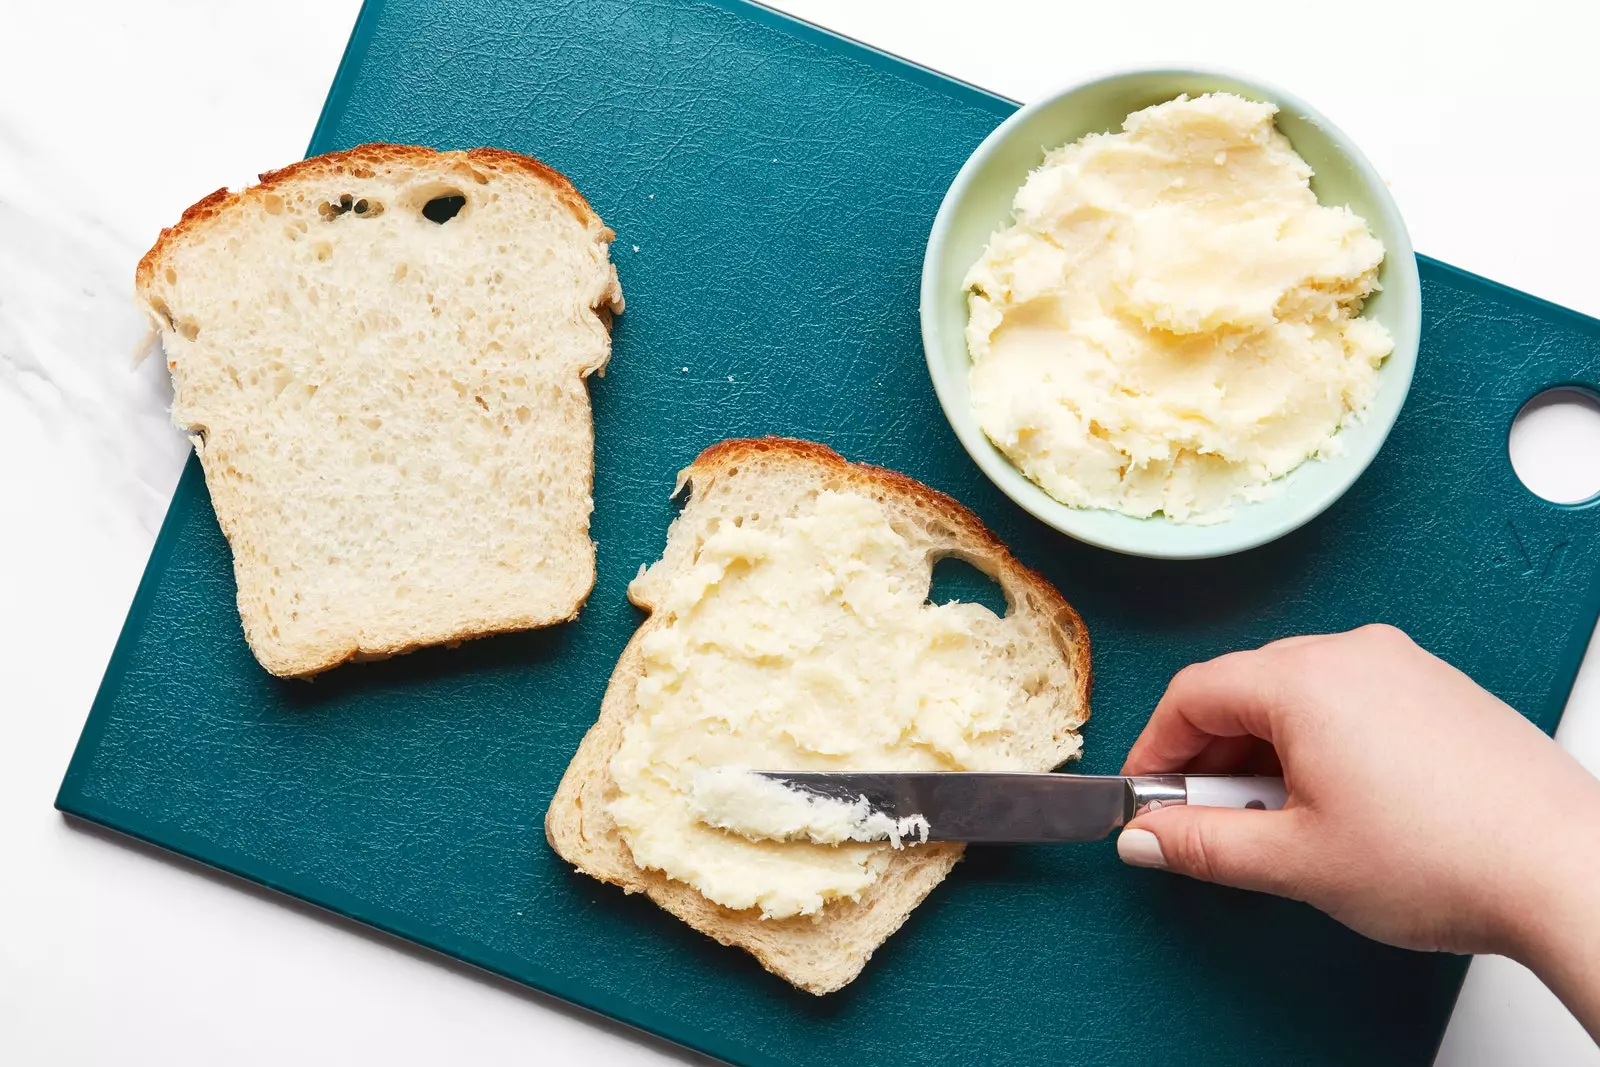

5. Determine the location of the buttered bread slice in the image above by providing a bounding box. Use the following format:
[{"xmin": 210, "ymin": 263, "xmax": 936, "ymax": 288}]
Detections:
[
  {"xmin": 137, "ymin": 144, "xmax": 623, "ymax": 677},
  {"xmin": 546, "ymin": 438, "xmax": 1090, "ymax": 994}
]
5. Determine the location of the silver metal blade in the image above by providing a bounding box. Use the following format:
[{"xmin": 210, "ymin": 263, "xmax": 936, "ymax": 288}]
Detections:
[{"xmin": 755, "ymin": 772, "xmax": 1135, "ymax": 843}]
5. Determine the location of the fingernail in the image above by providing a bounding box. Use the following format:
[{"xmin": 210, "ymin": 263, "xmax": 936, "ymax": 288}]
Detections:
[{"xmin": 1117, "ymin": 828, "xmax": 1168, "ymax": 869}]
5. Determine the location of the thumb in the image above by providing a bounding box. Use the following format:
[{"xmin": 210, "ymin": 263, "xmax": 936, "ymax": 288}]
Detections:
[{"xmin": 1118, "ymin": 805, "xmax": 1303, "ymax": 897}]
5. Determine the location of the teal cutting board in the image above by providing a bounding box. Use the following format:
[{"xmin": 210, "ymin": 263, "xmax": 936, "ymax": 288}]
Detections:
[{"xmin": 57, "ymin": 0, "xmax": 1600, "ymax": 1063}]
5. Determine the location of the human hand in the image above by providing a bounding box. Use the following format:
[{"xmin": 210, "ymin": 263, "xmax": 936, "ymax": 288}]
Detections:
[{"xmin": 1118, "ymin": 625, "xmax": 1600, "ymax": 1033}]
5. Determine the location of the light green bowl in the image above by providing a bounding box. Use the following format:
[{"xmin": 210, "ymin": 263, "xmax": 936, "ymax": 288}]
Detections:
[{"xmin": 921, "ymin": 68, "xmax": 1421, "ymax": 559}]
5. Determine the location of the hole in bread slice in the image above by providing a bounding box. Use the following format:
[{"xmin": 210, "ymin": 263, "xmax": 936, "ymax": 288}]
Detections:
[
  {"xmin": 422, "ymin": 192, "xmax": 467, "ymax": 224},
  {"xmin": 926, "ymin": 553, "xmax": 1009, "ymax": 617},
  {"xmin": 317, "ymin": 193, "xmax": 386, "ymax": 221}
]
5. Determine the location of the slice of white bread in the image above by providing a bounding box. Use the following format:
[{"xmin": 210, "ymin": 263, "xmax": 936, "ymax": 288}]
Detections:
[
  {"xmin": 136, "ymin": 144, "xmax": 624, "ymax": 677},
  {"xmin": 546, "ymin": 438, "xmax": 1091, "ymax": 994}
]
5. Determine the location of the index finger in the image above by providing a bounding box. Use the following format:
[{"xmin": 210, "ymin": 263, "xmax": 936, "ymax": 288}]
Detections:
[{"xmin": 1119, "ymin": 647, "xmax": 1299, "ymax": 776}]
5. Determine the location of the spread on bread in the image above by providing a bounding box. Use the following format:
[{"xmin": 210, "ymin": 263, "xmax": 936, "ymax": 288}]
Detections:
[
  {"xmin": 606, "ymin": 488, "xmax": 1053, "ymax": 919},
  {"xmin": 689, "ymin": 767, "xmax": 930, "ymax": 848},
  {"xmin": 547, "ymin": 439, "xmax": 1089, "ymax": 993},
  {"xmin": 965, "ymin": 93, "xmax": 1392, "ymax": 523}
]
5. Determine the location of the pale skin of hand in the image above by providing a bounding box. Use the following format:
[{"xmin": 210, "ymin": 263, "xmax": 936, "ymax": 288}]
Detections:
[{"xmin": 1118, "ymin": 625, "xmax": 1600, "ymax": 1040}]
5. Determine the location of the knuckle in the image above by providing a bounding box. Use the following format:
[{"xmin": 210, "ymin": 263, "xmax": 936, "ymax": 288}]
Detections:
[
  {"xmin": 1171, "ymin": 649, "xmax": 1252, "ymax": 692},
  {"xmin": 1168, "ymin": 661, "xmax": 1209, "ymax": 692},
  {"xmin": 1355, "ymin": 623, "xmax": 1411, "ymax": 647},
  {"xmin": 1161, "ymin": 660, "xmax": 1220, "ymax": 706}
]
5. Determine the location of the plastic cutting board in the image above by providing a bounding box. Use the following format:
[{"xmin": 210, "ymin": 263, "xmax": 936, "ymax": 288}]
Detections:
[{"xmin": 57, "ymin": 0, "xmax": 1600, "ymax": 1063}]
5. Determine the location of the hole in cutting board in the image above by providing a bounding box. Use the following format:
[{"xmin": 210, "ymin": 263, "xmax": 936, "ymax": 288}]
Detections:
[
  {"xmin": 1509, "ymin": 388, "xmax": 1600, "ymax": 503},
  {"xmin": 927, "ymin": 555, "xmax": 1009, "ymax": 617}
]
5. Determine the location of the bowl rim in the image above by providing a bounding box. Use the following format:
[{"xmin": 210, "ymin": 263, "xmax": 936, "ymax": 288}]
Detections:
[{"xmin": 919, "ymin": 64, "xmax": 1422, "ymax": 560}]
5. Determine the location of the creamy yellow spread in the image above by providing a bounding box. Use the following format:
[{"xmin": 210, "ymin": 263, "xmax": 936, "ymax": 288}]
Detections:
[
  {"xmin": 965, "ymin": 92, "xmax": 1394, "ymax": 523},
  {"xmin": 688, "ymin": 767, "xmax": 931, "ymax": 848},
  {"xmin": 607, "ymin": 490, "xmax": 1049, "ymax": 920}
]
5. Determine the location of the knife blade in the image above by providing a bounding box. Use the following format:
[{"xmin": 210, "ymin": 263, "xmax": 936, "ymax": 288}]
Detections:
[{"xmin": 753, "ymin": 772, "xmax": 1286, "ymax": 844}]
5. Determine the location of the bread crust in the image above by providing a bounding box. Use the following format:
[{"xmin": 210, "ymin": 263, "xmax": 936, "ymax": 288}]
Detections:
[
  {"xmin": 136, "ymin": 143, "xmax": 611, "ymax": 294},
  {"xmin": 546, "ymin": 437, "xmax": 1091, "ymax": 994}
]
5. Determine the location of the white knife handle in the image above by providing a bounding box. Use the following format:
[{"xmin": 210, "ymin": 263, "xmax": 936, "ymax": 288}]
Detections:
[{"xmin": 1183, "ymin": 775, "xmax": 1287, "ymax": 811}]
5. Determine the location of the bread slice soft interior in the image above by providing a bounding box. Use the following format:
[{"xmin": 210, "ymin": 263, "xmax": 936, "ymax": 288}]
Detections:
[
  {"xmin": 546, "ymin": 438, "xmax": 1091, "ymax": 994},
  {"xmin": 136, "ymin": 143, "xmax": 624, "ymax": 677}
]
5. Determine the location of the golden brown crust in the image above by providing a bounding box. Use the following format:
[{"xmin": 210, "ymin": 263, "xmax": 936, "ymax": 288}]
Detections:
[
  {"xmin": 135, "ymin": 143, "xmax": 608, "ymax": 294},
  {"xmin": 546, "ymin": 437, "xmax": 1092, "ymax": 994}
]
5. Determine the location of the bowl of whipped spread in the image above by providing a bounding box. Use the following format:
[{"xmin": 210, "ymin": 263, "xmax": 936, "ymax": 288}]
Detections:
[{"xmin": 922, "ymin": 68, "xmax": 1420, "ymax": 558}]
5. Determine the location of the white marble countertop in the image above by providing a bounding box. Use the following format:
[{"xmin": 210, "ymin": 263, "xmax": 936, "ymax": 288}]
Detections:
[{"xmin": 3, "ymin": 0, "xmax": 1598, "ymax": 1062}]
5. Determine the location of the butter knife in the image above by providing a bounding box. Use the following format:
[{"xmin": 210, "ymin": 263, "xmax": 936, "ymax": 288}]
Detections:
[{"xmin": 754, "ymin": 772, "xmax": 1286, "ymax": 844}]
